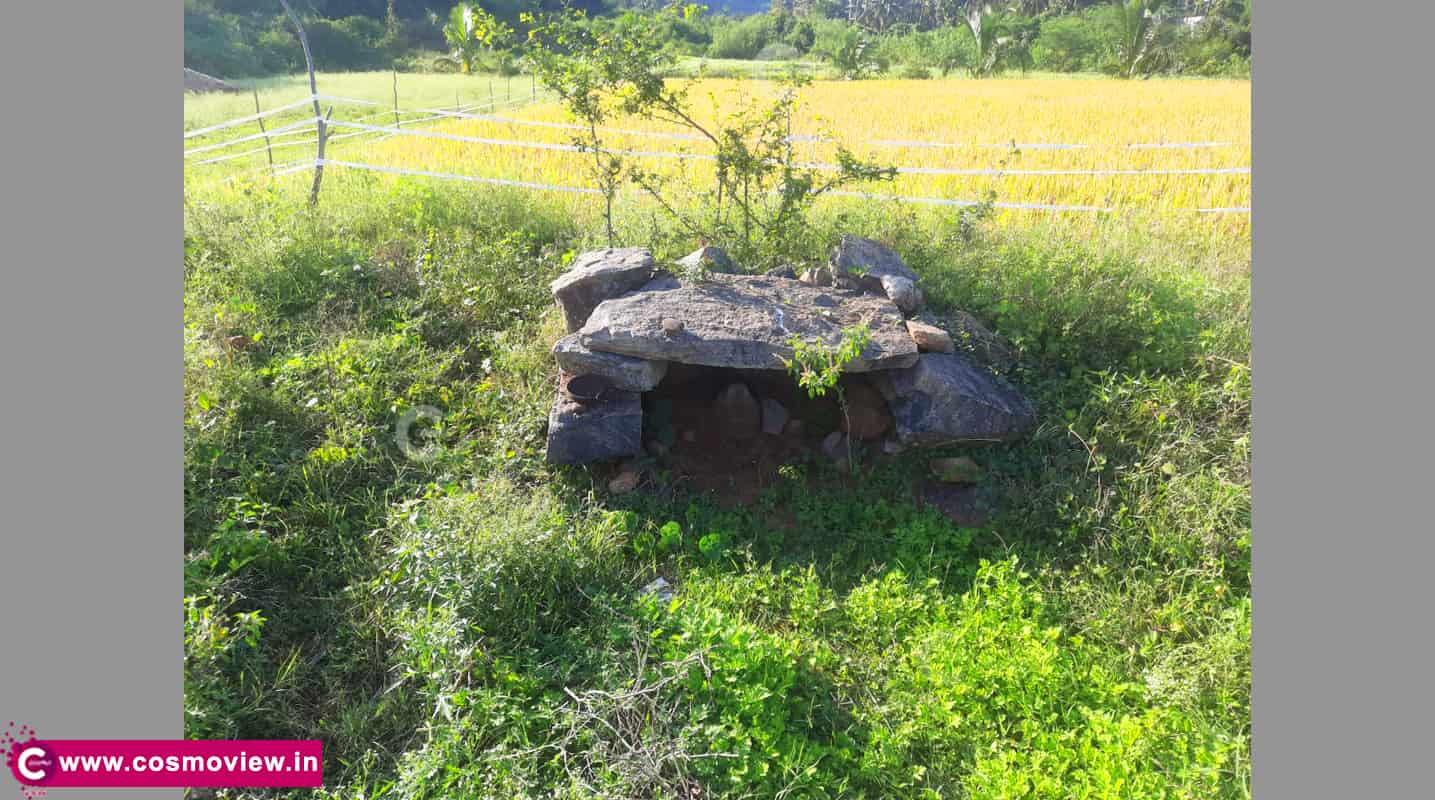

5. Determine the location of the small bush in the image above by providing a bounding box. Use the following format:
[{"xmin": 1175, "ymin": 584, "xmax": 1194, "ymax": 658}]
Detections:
[
  {"xmin": 756, "ymin": 42, "xmax": 800, "ymax": 61},
  {"xmin": 707, "ymin": 14, "xmax": 778, "ymax": 60}
]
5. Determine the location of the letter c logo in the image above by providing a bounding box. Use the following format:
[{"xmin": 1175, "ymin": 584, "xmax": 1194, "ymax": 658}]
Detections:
[{"xmin": 17, "ymin": 746, "xmax": 51, "ymax": 781}]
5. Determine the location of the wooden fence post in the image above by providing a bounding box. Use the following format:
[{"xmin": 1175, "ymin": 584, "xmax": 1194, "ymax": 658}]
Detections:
[{"xmin": 252, "ymin": 89, "xmax": 274, "ymax": 173}]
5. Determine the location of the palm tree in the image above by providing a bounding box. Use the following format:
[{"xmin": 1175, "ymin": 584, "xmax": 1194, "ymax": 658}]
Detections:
[
  {"xmin": 443, "ymin": 3, "xmax": 484, "ymax": 74},
  {"xmin": 928, "ymin": 1, "xmax": 1049, "ymax": 78},
  {"xmin": 1112, "ymin": 0, "xmax": 1170, "ymax": 78}
]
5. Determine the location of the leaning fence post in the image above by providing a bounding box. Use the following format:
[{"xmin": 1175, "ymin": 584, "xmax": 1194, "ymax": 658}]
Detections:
[
  {"xmin": 279, "ymin": 0, "xmax": 325, "ymax": 206},
  {"xmin": 252, "ymin": 89, "xmax": 274, "ymax": 173}
]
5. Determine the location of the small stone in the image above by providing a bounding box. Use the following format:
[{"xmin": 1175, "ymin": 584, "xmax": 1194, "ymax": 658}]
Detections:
[
  {"xmin": 676, "ymin": 245, "xmax": 737, "ymax": 275},
  {"xmin": 609, "ymin": 469, "xmax": 641, "ymax": 494},
  {"xmin": 880, "ymin": 275, "xmax": 922, "ymax": 316},
  {"xmin": 839, "ymin": 382, "xmax": 893, "ymax": 441},
  {"xmin": 799, "ymin": 267, "xmax": 833, "ymax": 287},
  {"xmin": 905, "ymin": 320, "xmax": 955, "ymax": 353},
  {"xmin": 881, "ymin": 437, "xmax": 907, "ymax": 455},
  {"xmin": 930, "ymin": 456, "xmax": 983, "ymax": 484},
  {"xmin": 822, "ymin": 431, "xmax": 852, "ymax": 471},
  {"xmin": 640, "ymin": 577, "xmax": 674, "ymax": 602},
  {"xmin": 712, "ymin": 382, "xmax": 761, "ymax": 439},
  {"xmin": 661, "ymin": 317, "xmax": 684, "ymax": 335},
  {"xmin": 761, "ymin": 397, "xmax": 789, "ymax": 436},
  {"xmin": 765, "ymin": 265, "xmax": 798, "ymax": 280}
]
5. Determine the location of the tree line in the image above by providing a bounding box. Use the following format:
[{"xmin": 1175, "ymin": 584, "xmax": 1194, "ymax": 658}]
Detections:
[{"xmin": 185, "ymin": 0, "xmax": 1250, "ymax": 79}]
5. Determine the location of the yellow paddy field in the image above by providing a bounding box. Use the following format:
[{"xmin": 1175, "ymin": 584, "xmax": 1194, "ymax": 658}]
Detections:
[{"xmin": 186, "ymin": 73, "xmax": 1250, "ymax": 231}]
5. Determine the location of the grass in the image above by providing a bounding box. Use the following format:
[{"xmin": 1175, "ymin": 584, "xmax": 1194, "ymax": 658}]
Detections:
[{"xmin": 184, "ymin": 72, "xmax": 1250, "ymax": 799}]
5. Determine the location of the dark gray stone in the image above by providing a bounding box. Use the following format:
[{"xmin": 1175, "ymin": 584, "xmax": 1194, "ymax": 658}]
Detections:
[
  {"xmin": 765, "ymin": 265, "xmax": 798, "ymax": 280},
  {"xmin": 873, "ymin": 353, "xmax": 1035, "ymax": 447},
  {"xmin": 761, "ymin": 397, "xmax": 789, "ymax": 436},
  {"xmin": 676, "ymin": 245, "xmax": 738, "ymax": 275},
  {"xmin": 549, "ymin": 248, "xmax": 657, "ymax": 332},
  {"xmin": 545, "ymin": 375, "xmax": 643, "ymax": 465},
  {"xmin": 880, "ymin": 274, "xmax": 923, "ymax": 316},
  {"xmin": 578, "ymin": 274, "xmax": 918, "ymax": 372},
  {"xmin": 552, "ymin": 334, "xmax": 668, "ymax": 392},
  {"xmin": 830, "ymin": 235, "xmax": 918, "ymax": 290}
]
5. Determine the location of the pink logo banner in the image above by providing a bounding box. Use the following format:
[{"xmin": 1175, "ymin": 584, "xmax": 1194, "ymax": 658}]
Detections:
[{"xmin": 6, "ymin": 739, "xmax": 322, "ymax": 789}]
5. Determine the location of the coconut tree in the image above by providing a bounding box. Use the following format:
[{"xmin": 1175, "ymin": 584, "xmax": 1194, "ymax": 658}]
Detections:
[
  {"xmin": 1111, "ymin": 0, "xmax": 1171, "ymax": 78},
  {"xmin": 927, "ymin": 1, "xmax": 1049, "ymax": 77},
  {"xmin": 443, "ymin": 3, "xmax": 485, "ymax": 74}
]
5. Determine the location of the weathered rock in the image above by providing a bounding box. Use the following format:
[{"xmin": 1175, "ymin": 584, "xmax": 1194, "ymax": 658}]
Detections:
[
  {"xmin": 930, "ymin": 456, "xmax": 983, "ymax": 484},
  {"xmin": 579, "ymin": 274, "xmax": 918, "ymax": 372},
  {"xmin": 873, "ymin": 353, "xmax": 1034, "ymax": 447},
  {"xmin": 880, "ymin": 274, "xmax": 923, "ymax": 316},
  {"xmin": 830, "ymin": 235, "xmax": 918, "ymax": 291},
  {"xmin": 821, "ymin": 430, "xmax": 849, "ymax": 464},
  {"xmin": 545, "ymin": 374, "xmax": 643, "ymax": 465},
  {"xmin": 661, "ymin": 318, "xmax": 685, "ymax": 335},
  {"xmin": 830, "ymin": 236, "xmax": 924, "ymax": 312},
  {"xmin": 921, "ymin": 481, "xmax": 994, "ymax": 528},
  {"xmin": 712, "ymin": 382, "xmax": 761, "ymax": 439},
  {"xmin": 552, "ymin": 334, "xmax": 668, "ymax": 392},
  {"xmin": 549, "ymin": 248, "xmax": 658, "ymax": 332},
  {"xmin": 676, "ymin": 245, "xmax": 737, "ymax": 276},
  {"xmin": 905, "ymin": 319, "xmax": 955, "ymax": 353},
  {"xmin": 839, "ymin": 382, "xmax": 893, "ymax": 441},
  {"xmin": 761, "ymin": 397, "xmax": 789, "ymax": 436},
  {"xmin": 948, "ymin": 311, "xmax": 1018, "ymax": 371},
  {"xmin": 765, "ymin": 265, "xmax": 798, "ymax": 280}
]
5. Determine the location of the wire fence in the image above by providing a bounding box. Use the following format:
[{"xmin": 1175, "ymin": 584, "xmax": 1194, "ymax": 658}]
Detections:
[{"xmin": 184, "ymin": 89, "xmax": 1251, "ymax": 216}]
